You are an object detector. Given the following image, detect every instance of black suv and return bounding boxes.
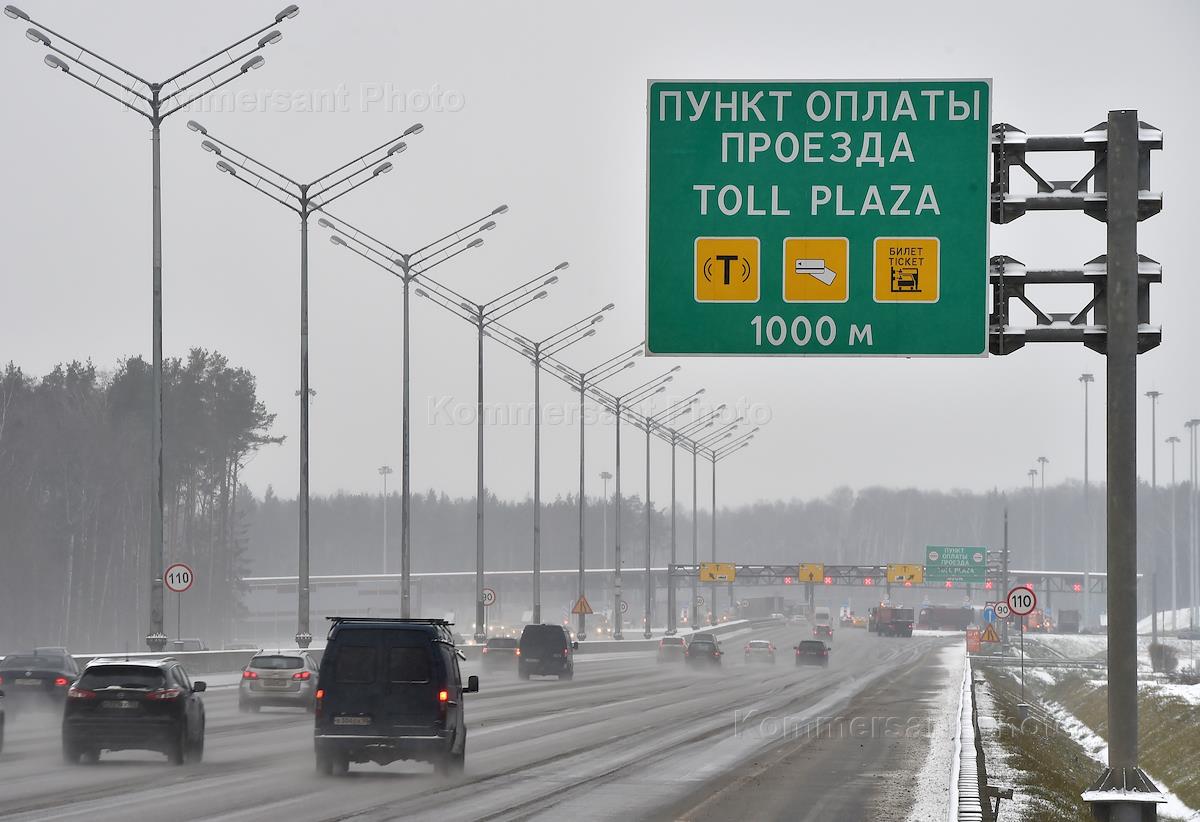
[62,657,206,765]
[517,624,578,680]
[314,617,478,776]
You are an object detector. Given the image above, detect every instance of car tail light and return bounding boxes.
[481,647,488,654]
[67,686,97,699]
[0,675,4,685]
[438,689,449,702]
[145,688,181,701]
[744,644,750,651]
[242,670,258,679]
[54,676,70,687]
[315,688,325,700]
[515,649,520,656]
[292,670,311,680]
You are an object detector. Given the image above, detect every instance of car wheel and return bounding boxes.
[168,726,187,766]
[189,724,205,763]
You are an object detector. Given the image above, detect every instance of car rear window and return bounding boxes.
[250,655,303,670]
[661,638,684,645]
[2,656,61,669]
[749,641,770,648]
[334,646,376,684]
[487,638,518,648]
[388,647,432,683]
[520,625,567,652]
[78,666,165,689]
[689,641,716,651]
[799,641,826,651]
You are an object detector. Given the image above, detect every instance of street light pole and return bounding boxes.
[1187,419,1200,631]
[322,206,506,618]
[5,3,302,650]
[191,122,420,647]
[706,431,758,624]
[1167,435,1180,631]
[689,421,740,626]
[1081,373,1094,630]
[1146,391,1161,643]
[415,265,567,640]
[1037,456,1049,570]
[378,466,393,575]
[1028,468,1038,568]
[601,471,612,576]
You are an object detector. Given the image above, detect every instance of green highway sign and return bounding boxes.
[924,546,987,584]
[646,79,991,356]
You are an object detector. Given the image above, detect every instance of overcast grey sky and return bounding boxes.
[2,0,1197,508]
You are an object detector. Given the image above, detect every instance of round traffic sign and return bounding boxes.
[619,599,629,614]
[982,606,996,624]
[164,562,194,594]
[1007,586,1037,616]
[739,599,749,608]
[482,587,497,607]
[695,596,705,607]
[993,602,1011,619]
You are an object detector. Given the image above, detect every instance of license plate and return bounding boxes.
[102,700,137,709]
[263,681,289,688]
[15,678,41,686]
[333,716,371,726]
[522,657,540,663]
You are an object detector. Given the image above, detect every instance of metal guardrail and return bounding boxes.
[952,658,985,821]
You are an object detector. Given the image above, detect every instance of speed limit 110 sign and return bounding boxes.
[1006,586,1037,616]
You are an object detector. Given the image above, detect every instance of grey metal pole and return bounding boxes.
[1002,507,1010,646]
[667,437,677,635]
[297,208,311,648]
[577,380,586,639]
[1038,456,1048,569]
[1082,374,1093,631]
[691,447,698,629]
[379,466,391,575]
[533,351,542,623]
[710,454,717,625]
[1103,108,1140,777]
[644,422,652,638]
[148,112,166,651]
[1029,469,1037,568]
[401,275,412,618]
[1147,391,1160,644]
[1189,420,1199,631]
[1168,436,1178,631]
[614,399,623,639]
[475,317,486,641]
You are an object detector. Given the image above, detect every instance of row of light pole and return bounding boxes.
[4,3,304,649]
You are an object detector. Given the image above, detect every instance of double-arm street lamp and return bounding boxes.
[319,207,504,618]
[541,345,642,639]
[659,406,727,634]
[595,368,681,639]
[187,121,421,647]
[414,267,567,640]
[4,3,301,650]
[706,430,758,623]
[638,392,705,637]
[688,421,741,626]
[495,307,616,623]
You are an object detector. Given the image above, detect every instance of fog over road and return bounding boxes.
[0,625,956,821]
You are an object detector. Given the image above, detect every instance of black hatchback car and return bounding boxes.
[517,624,578,680]
[314,617,478,776]
[685,639,723,667]
[0,652,80,711]
[795,640,830,667]
[62,657,207,764]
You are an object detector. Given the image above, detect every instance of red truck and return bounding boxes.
[873,606,915,637]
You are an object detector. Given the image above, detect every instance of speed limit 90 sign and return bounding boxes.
[1006,586,1037,616]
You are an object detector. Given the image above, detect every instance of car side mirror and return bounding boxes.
[192,681,207,693]
[465,675,479,694]
[571,641,579,650]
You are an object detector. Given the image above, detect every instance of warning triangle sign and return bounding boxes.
[980,623,1000,643]
[571,595,594,615]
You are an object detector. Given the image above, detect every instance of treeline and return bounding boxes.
[0,351,279,652]
[243,481,1195,610]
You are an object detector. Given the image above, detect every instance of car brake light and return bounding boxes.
[67,686,97,699]
[438,689,449,702]
[242,670,258,679]
[292,670,311,680]
[54,676,70,687]
[145,688,181,701]
[515,649,520,656]
[315,688,324,700]
[0,675,4,685]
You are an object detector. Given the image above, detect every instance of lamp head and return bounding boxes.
[414,288,429,298]
[468,237,484,248]
[602,303,615,311]
[316,217,336,229]
[24,27,48,44]
[491,204,509,215]
[543,275,559,286]
[275,4,300,22]
[554,261,569,271]
[216,160,237,175]
[372,161,393,176]
[4,6,30,21]
[479,220,497,231]
[403,123,424,137]
[186,120,207,134]
[240,55,265,73]
[200,140,221,155]
[533,290,548,300]
[42,54,68,72]
[329,235,347,247]
[386,141,407,156]
[258,30,282,47]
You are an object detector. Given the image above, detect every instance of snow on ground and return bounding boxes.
[904,643,966,822]
[1044,700,1200,821]
[1036,633,1200,672]
[1138,607,1200,635]
[973,673,1036,822]
[1142,680,1200,707]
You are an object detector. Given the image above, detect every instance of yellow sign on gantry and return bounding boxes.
[699,562,737,582]
[887,564,925,584]
[797,563,825,583]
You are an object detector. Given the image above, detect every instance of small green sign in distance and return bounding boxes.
[647,79,991,356]
[924,545,987,584]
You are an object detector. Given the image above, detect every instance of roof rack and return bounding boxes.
[326,616,453,626]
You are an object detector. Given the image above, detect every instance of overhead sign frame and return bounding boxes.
[647,78,992,357]
[699,562,737,582]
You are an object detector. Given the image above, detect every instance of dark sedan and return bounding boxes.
[481,636,520,669]
[684,639,722,667]
[0,653,79,711]
[794,640,830,667]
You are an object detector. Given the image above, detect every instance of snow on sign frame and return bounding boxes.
[164,562,194,594]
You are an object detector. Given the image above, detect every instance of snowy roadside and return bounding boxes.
[903,643,966,822]
[973,675,1035,822]
[1043,700,1200,821]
